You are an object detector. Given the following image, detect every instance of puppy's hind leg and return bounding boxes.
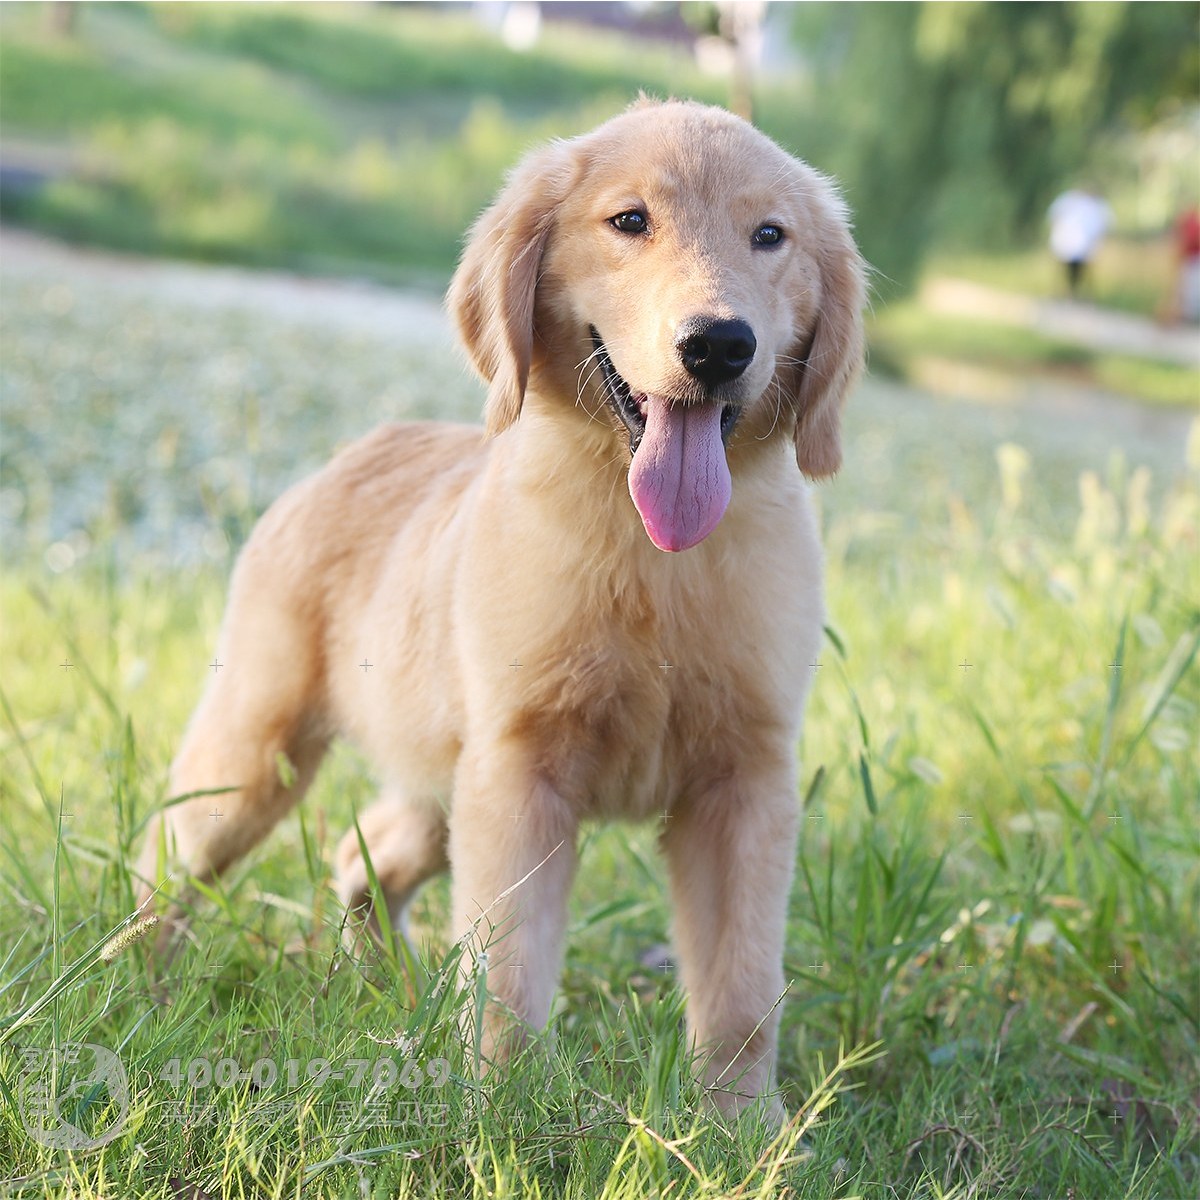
[334,790,449,943]
[135,572,329,913]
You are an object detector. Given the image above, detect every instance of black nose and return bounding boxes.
[675,316,757,386]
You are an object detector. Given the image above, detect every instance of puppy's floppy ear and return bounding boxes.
[789,187,868,479]
[447,141,578,436]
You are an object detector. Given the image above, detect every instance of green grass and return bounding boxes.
[1,227,1198,1196]
[145,0,720,108]
[0,14,334,147]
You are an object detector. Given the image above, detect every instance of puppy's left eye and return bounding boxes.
[611,211,649,235]
[752,224,784,247]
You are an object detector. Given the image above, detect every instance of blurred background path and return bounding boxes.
[922,278,1200,368]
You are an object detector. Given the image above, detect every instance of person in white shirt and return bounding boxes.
[1047,188,1112,298]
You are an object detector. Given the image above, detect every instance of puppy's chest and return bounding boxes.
[511,626,760,815]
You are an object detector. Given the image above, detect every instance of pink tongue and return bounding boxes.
[628,396,731,552]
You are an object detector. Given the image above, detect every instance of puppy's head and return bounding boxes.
[448,100,867,552]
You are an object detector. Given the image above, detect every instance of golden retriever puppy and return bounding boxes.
[137,99,865,1118]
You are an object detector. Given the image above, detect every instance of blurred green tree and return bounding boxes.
[787,1,1199,293]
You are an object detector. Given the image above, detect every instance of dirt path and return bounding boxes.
[0,227,455,346]
[923,277,1200,368]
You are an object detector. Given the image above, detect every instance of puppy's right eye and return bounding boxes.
[610,211,649,235]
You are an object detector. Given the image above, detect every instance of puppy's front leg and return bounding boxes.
[662,761,799,1120]
[450,749,578,1063]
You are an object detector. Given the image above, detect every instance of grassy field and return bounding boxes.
[1,2,1198,1194]
[1,231,1198,1197]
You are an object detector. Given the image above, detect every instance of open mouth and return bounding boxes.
[589,326,740,553]
[589,327,739,455]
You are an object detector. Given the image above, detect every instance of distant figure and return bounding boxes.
[1174,206,1200,324]
[1048,188,1111,298]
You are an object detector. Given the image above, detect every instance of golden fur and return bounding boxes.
[137,99,866,1118]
